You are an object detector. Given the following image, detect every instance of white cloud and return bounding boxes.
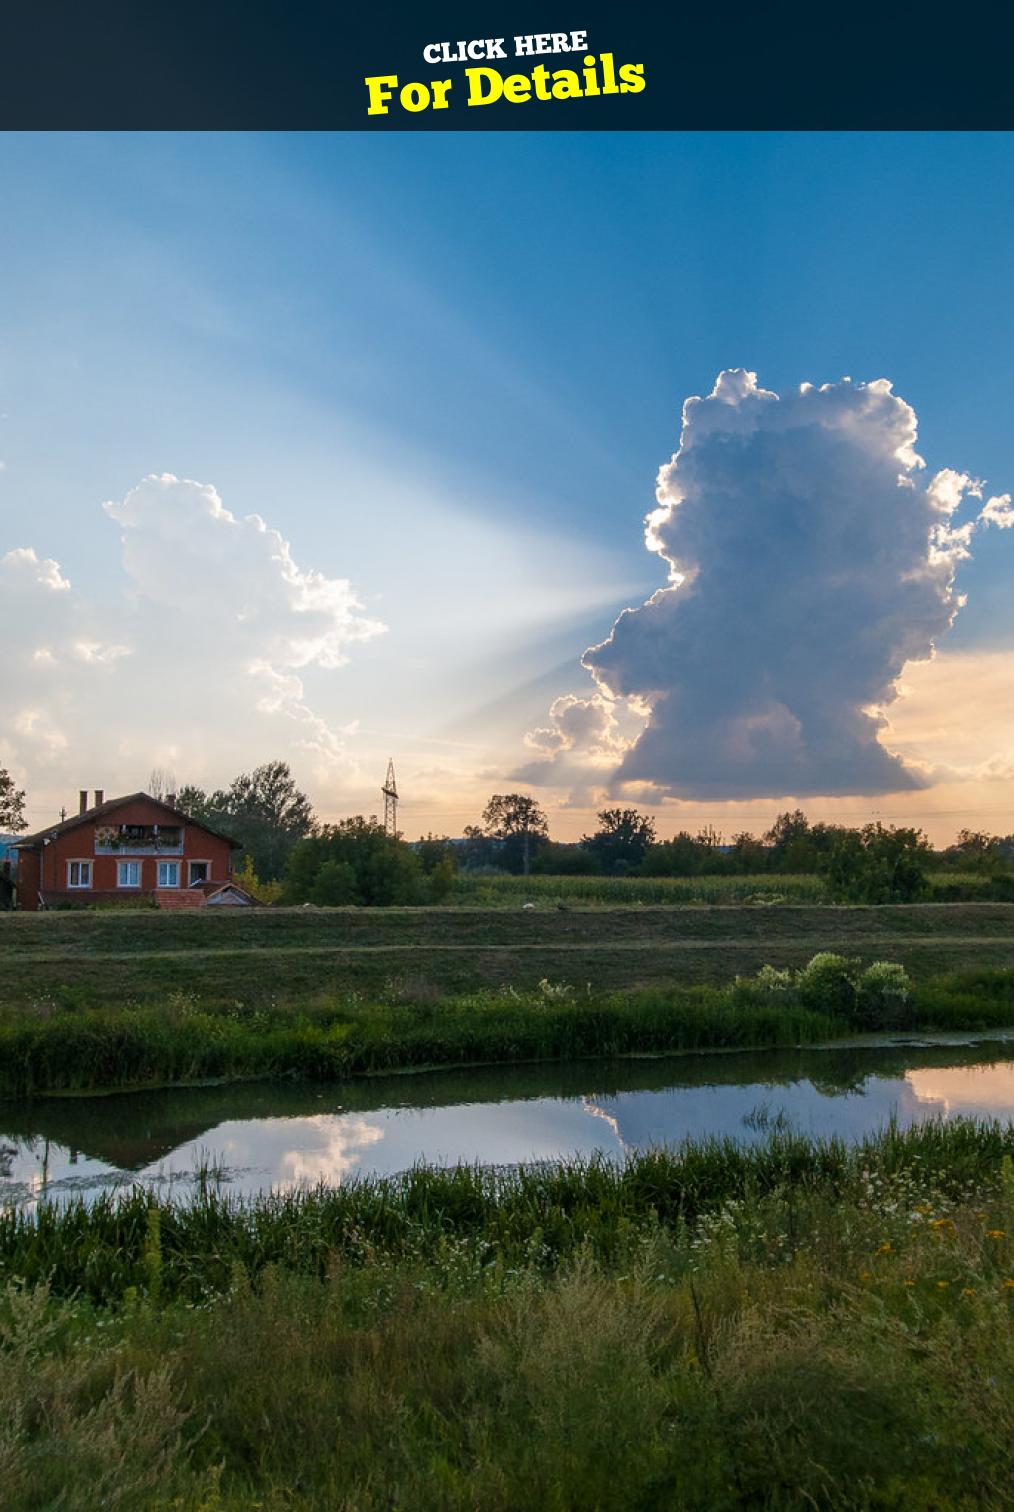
[524,693,627,760]
[530,371,1005,801]
[104,474,383,670]
[980,492,1014,529]
[4,475,385,820]
[1,546,70,594]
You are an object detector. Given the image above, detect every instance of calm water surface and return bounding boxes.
[4,1038,1014,1208]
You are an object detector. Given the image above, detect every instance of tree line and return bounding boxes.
[2,762,1013,907]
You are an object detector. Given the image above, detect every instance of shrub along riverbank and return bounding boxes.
[3,955,1014,1097]
[4,1121,1014,1508]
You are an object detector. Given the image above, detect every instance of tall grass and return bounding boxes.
[4,1122,1014,1507]
[3,963,1014,1097]
[0,981,836,1096]
[451,871,828,905]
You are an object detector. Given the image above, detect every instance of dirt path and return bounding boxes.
[6,933,1014,964]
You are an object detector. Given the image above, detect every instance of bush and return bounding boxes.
[731,955,918,1030]
[794,952,861,1016]
[855,961,914,1029]
[730,964,794,1008]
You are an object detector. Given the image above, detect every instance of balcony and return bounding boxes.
[94,825,184,857]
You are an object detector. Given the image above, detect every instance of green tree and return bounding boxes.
[0,767,27,832]
[310,860,357,906]
[235,854,284,904]
[944,829,1010,876]
[729,831,768,873]
[764,810,816,872]
[415,834,458,874]
[581,808,656,875]
[459,824,498,871]
[175,784,213,821]
[481,793,549,876]
[177,762,316,881]
[641,831,704,877]
[530,842,601,876]
[823,823,931,904]
[284,816,423,907]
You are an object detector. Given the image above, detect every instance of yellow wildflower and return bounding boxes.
[936,1280,949,1289]
[986,1230,1006,1240]
[876,1242,894,1255]
[859,1271,873,1282]
[903,1279,916,1287]
[962,1288,976,1297]
[1003,1279,1014,1290]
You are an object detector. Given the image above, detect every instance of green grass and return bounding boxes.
[451,871,828,905]
[5,1122,1014,1508]
[5,900,1014,1009]
[0,980,840,1096]
[2,962,1014,1098]
[454,870,1007,905]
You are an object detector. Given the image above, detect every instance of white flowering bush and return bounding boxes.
[855,960,914,1029]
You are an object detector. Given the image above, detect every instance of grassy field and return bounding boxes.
[4,902,1014,1094]
[4,1122,1014,1508]
[452,871,829,905]
[4,900,1014,1009]
[454,870,1004,906]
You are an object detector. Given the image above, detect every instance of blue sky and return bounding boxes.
[2,132,1013,837]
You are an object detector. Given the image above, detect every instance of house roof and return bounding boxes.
[13,792,241,850]
[192,881,256,903]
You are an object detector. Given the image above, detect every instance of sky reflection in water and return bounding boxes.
[4,1044,1014,1208]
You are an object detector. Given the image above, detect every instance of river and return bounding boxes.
[4,1035,1014,1208]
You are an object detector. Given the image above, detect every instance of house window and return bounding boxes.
[67,860,91,888]
[188,861,209,885]
[117,861,141,888]
[157,861,180,888]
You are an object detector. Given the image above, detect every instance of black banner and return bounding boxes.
[2,2,1010,129]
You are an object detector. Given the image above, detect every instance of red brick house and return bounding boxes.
[13,790,252,911]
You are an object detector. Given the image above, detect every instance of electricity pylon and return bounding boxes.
[382,759,399,837]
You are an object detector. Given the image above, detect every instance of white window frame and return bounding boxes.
[187,860,211,885]
[67,860,92,889]
[157,860,180,888]
[117,860,141,889]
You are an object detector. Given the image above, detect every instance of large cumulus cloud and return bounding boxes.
[568,370,1002,800]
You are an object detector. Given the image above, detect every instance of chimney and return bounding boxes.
[79,790,88,815]
[94,789,104,809]
[167,792,177,809]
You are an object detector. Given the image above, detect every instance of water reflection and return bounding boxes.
[4,1039,1014,1208]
